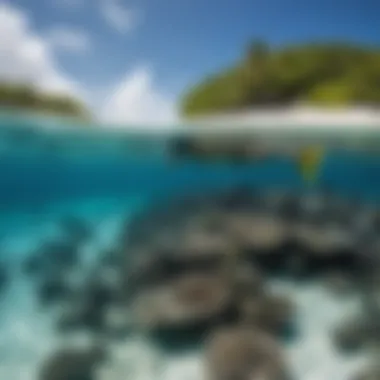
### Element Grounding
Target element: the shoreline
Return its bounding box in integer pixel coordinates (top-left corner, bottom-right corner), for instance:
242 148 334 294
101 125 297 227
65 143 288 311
2 107 380 153
2 105 380 131
186 105 380 129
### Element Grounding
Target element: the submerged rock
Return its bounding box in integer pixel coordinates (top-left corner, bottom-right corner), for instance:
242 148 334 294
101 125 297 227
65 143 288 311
25 240 80 277
38 275 73 306
297 193 327 223
133 273 234 335
58 269 121 333
323 271 356 296
239 294 295 337
172 225 231 268
42 240 80 270
280 244 311 279
125 203 189 247
214 186 262 212
38 345 106 380
352 362 380 380
23 253 44 277
125 228 232 295
292 224 352 254
290 223 360 275
0 263 8 295
59 216 92 244
126 249 173 296
102 304 134 339
275 193 302 222
334 317 373 352
205 327 289 380
351 206 380 237
58 301 108 333
226 213 287 253
100 248 123 269
232 263 264 298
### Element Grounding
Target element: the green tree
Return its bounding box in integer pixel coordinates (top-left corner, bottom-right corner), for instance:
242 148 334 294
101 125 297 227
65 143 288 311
181 42 380 116
0 83 91 121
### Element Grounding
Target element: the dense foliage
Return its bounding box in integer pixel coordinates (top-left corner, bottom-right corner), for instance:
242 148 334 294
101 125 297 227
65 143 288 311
0 83 90 120
182 42 380 116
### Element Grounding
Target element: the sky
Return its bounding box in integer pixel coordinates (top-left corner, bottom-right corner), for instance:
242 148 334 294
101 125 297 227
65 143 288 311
0 0 379 126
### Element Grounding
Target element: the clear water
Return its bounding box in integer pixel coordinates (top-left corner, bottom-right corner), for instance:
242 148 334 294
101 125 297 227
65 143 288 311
0 115 379 380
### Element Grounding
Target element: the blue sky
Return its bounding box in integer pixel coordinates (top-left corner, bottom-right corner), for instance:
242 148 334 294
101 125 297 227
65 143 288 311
1 0 379 124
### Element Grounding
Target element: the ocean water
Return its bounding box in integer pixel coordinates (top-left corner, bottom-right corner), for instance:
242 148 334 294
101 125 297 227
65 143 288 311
0 116 379 380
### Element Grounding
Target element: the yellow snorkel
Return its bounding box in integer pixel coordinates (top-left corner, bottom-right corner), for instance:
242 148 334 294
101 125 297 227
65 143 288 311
297 146 325 185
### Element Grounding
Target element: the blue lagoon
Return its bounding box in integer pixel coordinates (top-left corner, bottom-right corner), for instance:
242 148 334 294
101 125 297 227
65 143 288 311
0 115 379 380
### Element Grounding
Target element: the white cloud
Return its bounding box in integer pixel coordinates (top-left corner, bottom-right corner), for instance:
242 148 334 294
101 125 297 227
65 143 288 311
0 3 178 127
47 26 91 53
0 3 84 97
100 0 139 34
100 66 178 127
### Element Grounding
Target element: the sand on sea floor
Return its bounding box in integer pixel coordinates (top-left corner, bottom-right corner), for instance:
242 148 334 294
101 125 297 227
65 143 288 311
0 197 371 380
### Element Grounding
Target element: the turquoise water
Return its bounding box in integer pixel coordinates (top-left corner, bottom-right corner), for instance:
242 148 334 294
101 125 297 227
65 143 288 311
1 113 380 210
0 115 379 380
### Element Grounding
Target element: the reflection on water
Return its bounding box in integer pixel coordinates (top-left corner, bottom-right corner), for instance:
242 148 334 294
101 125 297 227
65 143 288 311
0 115 379 380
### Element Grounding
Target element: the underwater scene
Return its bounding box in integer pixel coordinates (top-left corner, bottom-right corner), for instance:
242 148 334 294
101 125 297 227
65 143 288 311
0 116 380 380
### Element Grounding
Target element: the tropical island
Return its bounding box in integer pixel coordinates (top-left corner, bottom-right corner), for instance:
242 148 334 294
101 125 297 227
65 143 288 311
0 83 90 121
181 42 380 116
173 42 380 160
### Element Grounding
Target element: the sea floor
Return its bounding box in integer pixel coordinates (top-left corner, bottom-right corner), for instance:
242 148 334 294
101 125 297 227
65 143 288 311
0 196 373 380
